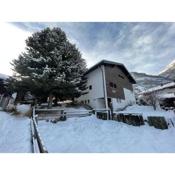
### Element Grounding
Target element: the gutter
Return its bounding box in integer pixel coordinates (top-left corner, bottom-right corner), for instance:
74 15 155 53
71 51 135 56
101 65 108 110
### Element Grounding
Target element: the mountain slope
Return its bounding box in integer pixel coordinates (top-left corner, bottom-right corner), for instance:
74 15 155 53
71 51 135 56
131 72 171 94
159 59 175 80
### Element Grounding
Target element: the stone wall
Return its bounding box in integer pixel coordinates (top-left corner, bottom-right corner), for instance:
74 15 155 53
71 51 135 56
147 116 168 129
113 113 144 126
96 111 109 120
96 111 169 130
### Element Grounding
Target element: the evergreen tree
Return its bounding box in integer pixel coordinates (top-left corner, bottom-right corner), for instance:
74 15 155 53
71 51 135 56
11 27 87 107
0 78 7 95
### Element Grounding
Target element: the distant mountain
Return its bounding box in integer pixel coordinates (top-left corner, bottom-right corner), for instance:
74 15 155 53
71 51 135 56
0 73 9 80
131 72 171 94
159 59 175 80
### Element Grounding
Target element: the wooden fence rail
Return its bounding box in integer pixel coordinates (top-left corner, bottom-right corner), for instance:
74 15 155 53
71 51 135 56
33 106 112 120
30 120 40 153
30 106 113 152
33 107 96 120
31 107 48 153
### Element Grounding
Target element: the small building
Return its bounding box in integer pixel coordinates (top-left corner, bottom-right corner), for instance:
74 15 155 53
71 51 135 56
140 82 175 108
77 60 136 111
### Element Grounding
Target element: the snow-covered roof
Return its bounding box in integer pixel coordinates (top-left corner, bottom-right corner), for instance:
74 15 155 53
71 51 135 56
140 82 175 94
158 93 175 99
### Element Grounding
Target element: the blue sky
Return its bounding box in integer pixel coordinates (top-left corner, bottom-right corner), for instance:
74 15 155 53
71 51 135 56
3 22 175 75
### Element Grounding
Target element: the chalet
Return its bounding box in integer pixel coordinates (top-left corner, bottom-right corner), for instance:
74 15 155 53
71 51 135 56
140 82 175 108
77 60 136 111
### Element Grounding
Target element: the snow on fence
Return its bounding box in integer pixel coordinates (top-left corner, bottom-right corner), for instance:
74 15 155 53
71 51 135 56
30 120 40 153
33 107 112 120
34 108 65 120
33 107 95 120
31 107 48 153
65 110 94 118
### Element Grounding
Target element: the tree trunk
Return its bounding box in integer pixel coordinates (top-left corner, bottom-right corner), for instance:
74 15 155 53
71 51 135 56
33 98 37 106
48 94 53 108
53 96 58 106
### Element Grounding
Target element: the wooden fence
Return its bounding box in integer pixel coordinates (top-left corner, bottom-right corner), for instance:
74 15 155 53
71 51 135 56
31 107 48 153
30 106 112 153
33 107 96 121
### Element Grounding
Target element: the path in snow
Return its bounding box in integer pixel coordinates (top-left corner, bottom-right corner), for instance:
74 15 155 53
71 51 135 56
0 111 32 153
38 116 175 153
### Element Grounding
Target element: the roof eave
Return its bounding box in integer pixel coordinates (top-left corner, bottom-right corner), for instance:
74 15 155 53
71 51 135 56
84 60 136 84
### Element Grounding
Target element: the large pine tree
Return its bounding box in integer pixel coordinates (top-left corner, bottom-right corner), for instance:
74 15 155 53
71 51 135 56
0 78 7 95
11 27 87 107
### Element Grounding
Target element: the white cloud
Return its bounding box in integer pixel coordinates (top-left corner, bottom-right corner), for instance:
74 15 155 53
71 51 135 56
0 22 31 75
134 35 153 48
3 22 175 75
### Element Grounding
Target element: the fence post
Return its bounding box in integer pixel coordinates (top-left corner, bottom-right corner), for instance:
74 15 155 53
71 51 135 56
107 110 109 120
32 106 35 117
0 94 4 106
94 110 97 118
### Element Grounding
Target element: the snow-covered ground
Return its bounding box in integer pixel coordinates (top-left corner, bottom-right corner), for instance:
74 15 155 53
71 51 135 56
38 115 175 153
1 104 174 153
16 104 31 115
0 111 32 153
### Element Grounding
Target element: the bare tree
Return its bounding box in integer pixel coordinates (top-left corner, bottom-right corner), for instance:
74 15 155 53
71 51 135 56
148 92 157 110
141 92 159 110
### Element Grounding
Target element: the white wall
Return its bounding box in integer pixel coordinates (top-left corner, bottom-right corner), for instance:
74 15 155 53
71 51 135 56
112 98 127 110
112 88 136 111
123 88 136 103
91 98 105 109
77 66 105 109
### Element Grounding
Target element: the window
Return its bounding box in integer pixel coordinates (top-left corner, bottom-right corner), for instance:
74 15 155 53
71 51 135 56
89 85 92 90
109 82 113 87
109 82 117 88
87 99 90 103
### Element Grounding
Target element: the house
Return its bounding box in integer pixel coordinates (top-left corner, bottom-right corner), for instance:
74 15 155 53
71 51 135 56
77 60 136 111
139 82 175 108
